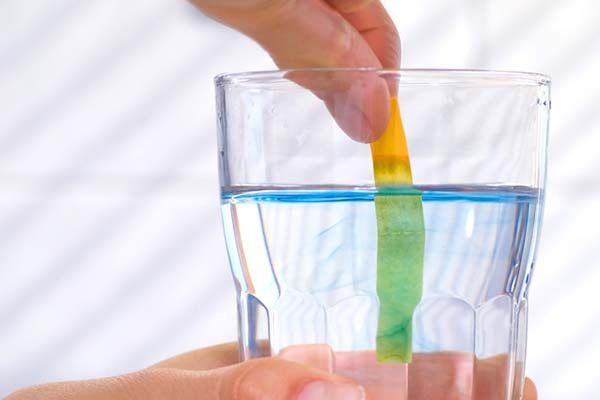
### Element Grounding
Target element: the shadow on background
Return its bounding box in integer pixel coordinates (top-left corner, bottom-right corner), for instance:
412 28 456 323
0 0 599 399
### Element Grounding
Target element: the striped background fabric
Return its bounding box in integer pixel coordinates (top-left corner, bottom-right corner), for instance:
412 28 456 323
0 1 598 398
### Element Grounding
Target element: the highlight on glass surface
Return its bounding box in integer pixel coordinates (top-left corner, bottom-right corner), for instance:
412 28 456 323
215 69 550 399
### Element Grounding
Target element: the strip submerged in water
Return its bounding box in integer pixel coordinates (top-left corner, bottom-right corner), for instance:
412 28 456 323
370 97 425 363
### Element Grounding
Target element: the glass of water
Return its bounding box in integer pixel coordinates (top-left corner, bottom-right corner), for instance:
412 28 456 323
215 69 550 399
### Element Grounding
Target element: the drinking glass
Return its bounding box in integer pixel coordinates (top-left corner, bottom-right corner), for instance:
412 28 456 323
215 69 550 399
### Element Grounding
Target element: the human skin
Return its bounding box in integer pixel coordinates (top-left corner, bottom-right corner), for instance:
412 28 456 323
192 0 399 143
6 343 537 399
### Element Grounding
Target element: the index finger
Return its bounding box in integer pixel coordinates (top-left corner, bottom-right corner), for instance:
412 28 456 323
280 346 538 400
149 343 536 399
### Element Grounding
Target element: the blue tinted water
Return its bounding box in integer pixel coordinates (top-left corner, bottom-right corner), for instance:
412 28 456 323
222 185 539 203
221 185 542 356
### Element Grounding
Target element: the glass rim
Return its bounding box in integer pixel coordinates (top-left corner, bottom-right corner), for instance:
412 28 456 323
215 68 551 87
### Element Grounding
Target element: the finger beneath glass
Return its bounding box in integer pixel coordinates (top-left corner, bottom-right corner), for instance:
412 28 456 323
278 344 521 400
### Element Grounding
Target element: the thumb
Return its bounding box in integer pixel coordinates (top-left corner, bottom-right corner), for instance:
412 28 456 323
193 0 395 143
6 358 365 400
212 357 365 400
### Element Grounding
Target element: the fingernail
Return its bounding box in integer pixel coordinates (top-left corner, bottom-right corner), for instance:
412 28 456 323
279 344 334 373
298 381 365 400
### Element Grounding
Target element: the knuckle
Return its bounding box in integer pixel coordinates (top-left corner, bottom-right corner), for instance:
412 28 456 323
109 369 182 400
327 0 373 14
229 358 287 400
327 22 356 66
109 371 156 400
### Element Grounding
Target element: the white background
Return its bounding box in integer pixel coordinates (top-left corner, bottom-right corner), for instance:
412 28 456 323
1 0 599 398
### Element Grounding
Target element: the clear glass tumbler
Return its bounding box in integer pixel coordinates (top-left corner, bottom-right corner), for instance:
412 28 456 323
215 69 551 399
